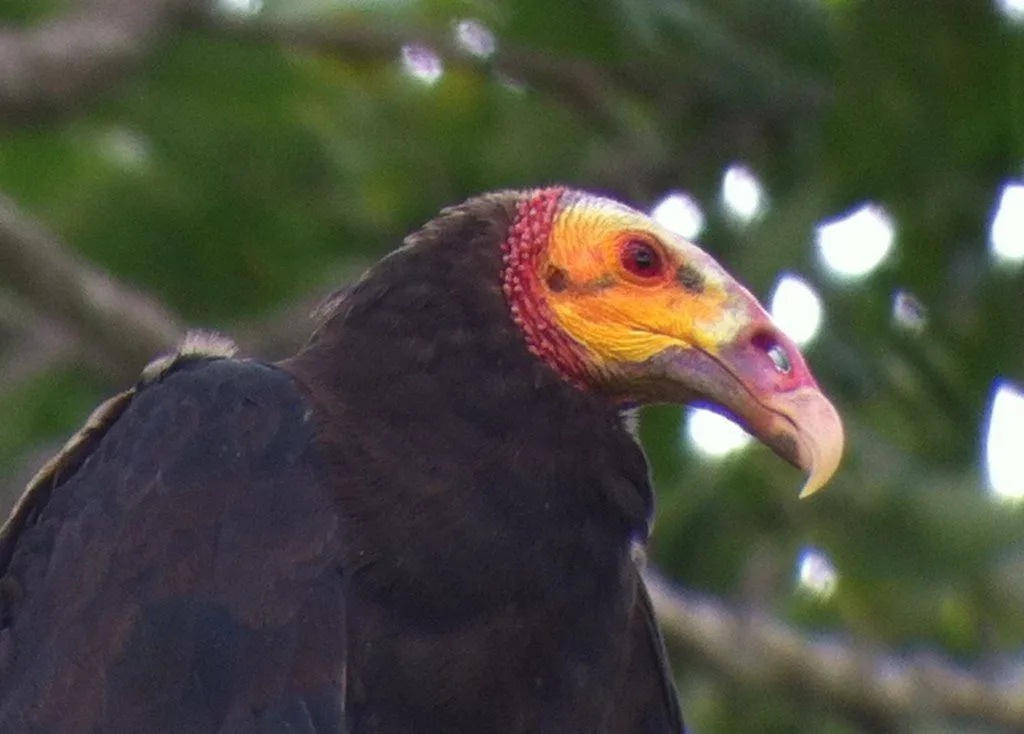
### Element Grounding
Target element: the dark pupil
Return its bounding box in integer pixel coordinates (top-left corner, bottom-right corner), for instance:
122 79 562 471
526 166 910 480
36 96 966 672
632 246 655 270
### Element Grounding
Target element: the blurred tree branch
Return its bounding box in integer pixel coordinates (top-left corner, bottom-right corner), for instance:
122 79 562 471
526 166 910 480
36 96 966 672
204 13 636 139
645 573 1024 731
0 0 635 134
0 191 370 382
0 294 73 399
0 192 183 381
0 0 210 125
232 261 373 361
0 4 831 207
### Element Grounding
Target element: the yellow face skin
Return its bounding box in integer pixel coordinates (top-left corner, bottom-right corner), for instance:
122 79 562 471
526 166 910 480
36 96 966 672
543 196 753 368
530 192 843 498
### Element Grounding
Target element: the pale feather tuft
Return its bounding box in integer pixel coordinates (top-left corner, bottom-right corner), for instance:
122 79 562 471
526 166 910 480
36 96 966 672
141 330 238 384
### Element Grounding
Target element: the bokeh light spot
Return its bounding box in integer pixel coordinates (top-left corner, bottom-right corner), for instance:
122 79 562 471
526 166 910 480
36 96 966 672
97 127 150 171
996 0 1024 23
796 546 838 599
651 192 705 240
769 274 823 347
989 182 1024 265
892 290 928 333
454 19 496 58
401 44 444 85
721 163 766 224
985 381 1024 501
685 407 752 458
816 203 896 280
217 0 262 14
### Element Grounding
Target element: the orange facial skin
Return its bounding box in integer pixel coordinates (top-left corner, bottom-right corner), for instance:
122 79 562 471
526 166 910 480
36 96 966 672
504 189 843 497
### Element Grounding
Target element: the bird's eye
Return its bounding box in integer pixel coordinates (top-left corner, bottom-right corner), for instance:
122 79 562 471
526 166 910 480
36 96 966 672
621 239 665 279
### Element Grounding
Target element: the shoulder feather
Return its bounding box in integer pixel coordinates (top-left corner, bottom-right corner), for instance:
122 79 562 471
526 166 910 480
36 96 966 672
0 330 239 574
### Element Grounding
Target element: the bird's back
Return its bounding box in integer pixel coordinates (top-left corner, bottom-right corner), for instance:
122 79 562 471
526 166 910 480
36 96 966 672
0 349 683 733
0 355 348 732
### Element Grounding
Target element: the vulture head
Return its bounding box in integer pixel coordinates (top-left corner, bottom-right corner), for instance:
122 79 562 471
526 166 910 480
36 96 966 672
494 187 843 497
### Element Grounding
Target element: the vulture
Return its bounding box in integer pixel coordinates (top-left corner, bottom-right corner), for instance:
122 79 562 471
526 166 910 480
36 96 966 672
0 188 843 733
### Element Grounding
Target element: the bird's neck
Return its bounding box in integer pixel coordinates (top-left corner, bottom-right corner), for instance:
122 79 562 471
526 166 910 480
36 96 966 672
283 193 654 610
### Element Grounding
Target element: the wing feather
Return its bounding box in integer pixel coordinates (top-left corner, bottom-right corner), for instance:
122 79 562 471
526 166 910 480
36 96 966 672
604 565 686 733
0 355 345 733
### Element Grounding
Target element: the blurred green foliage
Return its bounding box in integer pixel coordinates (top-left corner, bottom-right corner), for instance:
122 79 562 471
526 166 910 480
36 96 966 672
2 0 1024 731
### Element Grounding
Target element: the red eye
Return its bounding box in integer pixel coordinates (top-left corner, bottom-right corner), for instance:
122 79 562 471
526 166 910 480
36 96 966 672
621 239 665 279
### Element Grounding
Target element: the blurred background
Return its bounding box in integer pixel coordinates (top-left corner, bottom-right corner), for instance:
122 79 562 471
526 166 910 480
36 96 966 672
2 0 1024 731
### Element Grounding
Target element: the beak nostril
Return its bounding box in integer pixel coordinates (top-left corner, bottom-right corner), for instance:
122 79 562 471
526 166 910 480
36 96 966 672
751 331 793 375
767 344 792 374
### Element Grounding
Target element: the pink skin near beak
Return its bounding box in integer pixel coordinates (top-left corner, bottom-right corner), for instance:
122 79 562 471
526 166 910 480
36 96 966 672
711 321 845 498
627 313 844 497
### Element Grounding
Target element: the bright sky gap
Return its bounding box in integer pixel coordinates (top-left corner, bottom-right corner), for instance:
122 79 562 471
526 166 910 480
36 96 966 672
989 182 1024 265
720 164 766 224
217 0 262 14
985 381 1024 501
685 407 752 458
796 546 838 599
815 203 896 280
996 0 1024 23
769 274 824 347
651 192 705 240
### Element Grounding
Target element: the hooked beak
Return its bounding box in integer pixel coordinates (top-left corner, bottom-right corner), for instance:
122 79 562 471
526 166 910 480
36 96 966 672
643 320 844 497
756 384 845 498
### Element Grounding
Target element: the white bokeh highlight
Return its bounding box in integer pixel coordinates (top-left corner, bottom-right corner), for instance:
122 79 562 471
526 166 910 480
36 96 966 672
816 203 896 280
989 182 1024 265
651 192 705 240
985 381 1024 501
454 19 497 58
796 546 838 599
685 407 752 458
769 274 824 347
98 127 151 171
721 163 766 224
892 290 928 332
401 44 444 85
217 0 262 14
996 0 1024 22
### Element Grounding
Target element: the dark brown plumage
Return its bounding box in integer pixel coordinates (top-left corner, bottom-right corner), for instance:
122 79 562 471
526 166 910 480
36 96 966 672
0 189 842 732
